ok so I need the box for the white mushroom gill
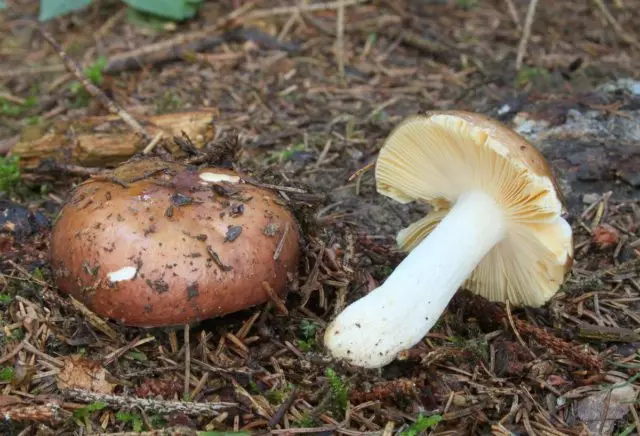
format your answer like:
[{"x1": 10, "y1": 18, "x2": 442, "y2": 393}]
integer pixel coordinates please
[
  {"x1": 107, "y1": 266, "x2": 138, "y2": 283},
  {"x1": 323, "y1": 189, "x2": 507, "y2": 368}
]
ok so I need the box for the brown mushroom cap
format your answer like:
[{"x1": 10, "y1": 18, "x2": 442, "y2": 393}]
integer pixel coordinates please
[{"x1": 50, "y1": 159, "x2": 301, "y2": 327}]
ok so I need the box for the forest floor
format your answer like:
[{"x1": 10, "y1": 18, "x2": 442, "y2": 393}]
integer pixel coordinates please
[{"x1": 1, "y1": 0, "x2": 640, "y2": 435}]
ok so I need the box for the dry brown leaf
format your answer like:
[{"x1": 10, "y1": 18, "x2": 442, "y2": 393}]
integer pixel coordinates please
[{"x1": 56, "y1": 355, "x2": 116, "y2": 394}]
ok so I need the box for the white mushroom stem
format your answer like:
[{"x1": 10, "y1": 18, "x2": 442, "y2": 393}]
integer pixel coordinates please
[{"x1": 324, "y1": 189, "x2": 508, "y2": 368}]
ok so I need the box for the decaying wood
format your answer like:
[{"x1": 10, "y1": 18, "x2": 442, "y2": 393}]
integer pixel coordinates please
[
  {"x1": 12, "y1": 111, "x2": 217, "y2": 169},
  {"x1": 0, "y1": 395, "x2": 66, "y2": 424}
]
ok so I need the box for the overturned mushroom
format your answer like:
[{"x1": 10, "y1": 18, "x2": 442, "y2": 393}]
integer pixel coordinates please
[
  {"x1": 50, "y1": 158, "x2": 301, "y2": 328},
  {"x1": 324, "y1": 111, "x2": 573, "y2": 368}
]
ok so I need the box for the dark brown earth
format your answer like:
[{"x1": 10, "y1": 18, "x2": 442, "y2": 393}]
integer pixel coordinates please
[{"x1": 1, "y1": 1, "x2": 639, "y2": 435}]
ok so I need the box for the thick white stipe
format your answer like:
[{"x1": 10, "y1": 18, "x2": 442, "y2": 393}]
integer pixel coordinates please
[{"x1": 323, "y1": 189, "x2": 508, "y2": 368}]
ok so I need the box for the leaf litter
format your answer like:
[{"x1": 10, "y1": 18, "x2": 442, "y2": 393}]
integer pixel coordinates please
[{"x1": 0, "y1": 0, "x2": 640, "y2": 435}]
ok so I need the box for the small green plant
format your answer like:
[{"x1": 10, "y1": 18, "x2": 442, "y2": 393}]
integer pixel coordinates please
[
  {"x1": 266, "y1": 382, "x2": 295, "y2": 405},
  {"x1": 116, "y1": 410, "x2": 144, "y2": 432},
  {"x1": 456, "y1": 0, "x2": 478, "y2": 9},
  {"x1": 73, "y1": 401, "x2": 108, "y2": 426},
  {"x1": 38, "y1": 0, "x2": 202, "y2": 22},
  {"x1": 0, "y1": 95, "x2": 37, "y2": 117},
  {"x1": 156, "y1": 91, "x2": 184, "y2": 113},
  {"x1": 69, "y1": 56, "x2": 107, "y2": 107},
  {"x1": 400, "y1": 414, "x2": 443, "y2": 436},
  {"x1": 515, "y1": 67, "x2": 550, "y2": 88},
  {"x1": 127, "y1": 350, "x2": 148, "y2": 361},
  {"x1": 293, "y1": 412, "x2": 315, "y2": 428},
  {"x1": 300, "y1": 319, "x2": 319, "y2": 338},
  {"x1": 298, "y1": 319, "x2": 320, "y2": 352},
  {"x1": 149, "y1": 414, "x2": 167, "y2": 428},
  {"x1": 297, "y1": 338, "x2": 315, "y2": 352},
  {"x1": 617, "y1": 423, "x2": 636, "y2": 436},
  {"x1": 0, "y1": 155, "x2": 22, "y2": 192},
  {"x1": 325, "y1": 368, "x2": 348, "y2": 414},
  {"x1": 0, "y1": 366, "x2": 15, "y2": 382},
  {"x1": 0, "y1": 294, "x2": 12, "y2": 305},
  {"x1": 268, "y1": 143, "x2": 306, "y2": 164},
  {"x1": 248, "y1": 379, "x2": 261, "y2": 394}
]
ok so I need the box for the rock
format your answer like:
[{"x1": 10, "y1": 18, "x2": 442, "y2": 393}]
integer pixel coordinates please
[
  {"x1": 599, "y1": 78, "x2": 640, "y2": 96},
  {"x1": 582, "y1": 193, "x2": 600, "y2": 204},
  {"x1": 506, "y1": 90, "x2": 640, "y2": 213},
  {"x1": 0, "y1": 200, "x2": 50, "y2": 240},
  {"x1": 575, "y1": 381, "x2": 637, "y2": 435}
]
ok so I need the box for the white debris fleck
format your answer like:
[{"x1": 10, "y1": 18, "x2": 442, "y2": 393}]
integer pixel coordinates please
[
  {"x1": 497, "y1": 104, "x2": 511, "y2": 115},
  {"x1": 199, "y1": 172, "x2": 240, "y2": 184},
  {"x1": 107, "y1": 266, "x2": 138, "y2": 282}
]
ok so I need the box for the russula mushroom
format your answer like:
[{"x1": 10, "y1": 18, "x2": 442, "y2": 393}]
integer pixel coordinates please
[
  {"x1": 50, "y1": 158, "x2": 300, "y2": 328},
  {"x1": 324, "y1": 111, "x2": 573, "y2": 368}
]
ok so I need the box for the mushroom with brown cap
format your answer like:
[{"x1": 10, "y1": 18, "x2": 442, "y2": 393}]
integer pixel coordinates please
[
  {"x1": 50, "y1": 158, "x2": 301, "y2": 328},
  {"x1": 323, "y1": 110, "x2": 573, "y2": 368}
]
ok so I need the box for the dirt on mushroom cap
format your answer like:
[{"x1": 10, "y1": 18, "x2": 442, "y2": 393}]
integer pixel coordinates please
[{"x1": 49, "y1": 159, "x2": 301, "y2": 328}]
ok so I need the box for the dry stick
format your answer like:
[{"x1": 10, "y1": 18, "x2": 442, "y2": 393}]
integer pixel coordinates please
[
  {"x1": 63, "y1": 388, "x2": 236, "y2": 416},
  {"x1": 504, "y1": 0, "x2": 522, "y2": 31},
  {"x1": 273, "y1": 222, "x2": 291, "y2": 260},
  {"x1": 184, "y1": 323, "x2": 191, "y2": 400},
  {"x1": 0, "y1": 332, "x2": 33, "y2": 365},
  {"x1": 335, "y1": 0, "x2": 346, "y2": 78},
  {"x1": 0, "y1": 64, "x2": 66, "y2": 79},
  {"x1": 591, "y1": 0, "x2": 640, "y2": 49},
  {"x1": 268, "y1": 386, "x2": 298, "y2": 428},
  {"x1": 103, "y1": 2, "x2": 255, "y2": 72},
  {"x1": 262, "y1": 281, "x2": 289, "y2": 315},
  {"x1": 246, "y1": 0, "x2": 367, "y2": 19},
  {"x1": 505, "y1": 299, "x2": 536, "y2": 360},
  {"x1": 515, "y1": 0, "x2": 538, "y2": 70},
  {"x1": 348, "y1": 162, "x2": 375, "y2": 182},
  {"x1": 142, "y1": 132, "x2": 165, "y2": 154},
  {"x1": 37, "y1": 26, "x2": 151, "y2": 142}
]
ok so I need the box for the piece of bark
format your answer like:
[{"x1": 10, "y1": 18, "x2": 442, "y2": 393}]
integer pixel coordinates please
[
  {"x1": 0, "y1": 395, "x2": 66, "y2": 424},
  {"x1": 570, "y1": 323, "x2": 640, "y2": 343},
  {"x1": 12, "y1": 111, "x2": 217, "y2": 169}
]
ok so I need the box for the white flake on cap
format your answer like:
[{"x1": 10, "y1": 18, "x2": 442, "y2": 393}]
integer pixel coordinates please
[{"x1": 107, "y1": 266, "x2": 138, "y2": 282}]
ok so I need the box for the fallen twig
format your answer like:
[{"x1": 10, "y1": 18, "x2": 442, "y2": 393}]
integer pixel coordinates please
[
  {"x1": 103, "y1": 2, "x2": 254, "y2": 73},
  {"x1": 63, "y1": 388, "x2": 236, "y2": 416},
  {"x1": 268, "y1": 386, "x2": 298, "y2": 428},
  {"x1": 37, "y1": 26, "x2": 152, "y2": 142},
  {"x1": 515, "y1": 0, "x2": 539, "y2": 70},
  {"x1": 246, "y1": 0, "x2": 368, "y2": 19},
  {"x1": 591, "y1": 0, "x2": 640, "y2": 49}
]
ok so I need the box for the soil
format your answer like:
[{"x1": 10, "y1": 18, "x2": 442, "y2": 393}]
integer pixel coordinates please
[{"x1": 1, "y1": 1, "x2": 639, "y2": 435}]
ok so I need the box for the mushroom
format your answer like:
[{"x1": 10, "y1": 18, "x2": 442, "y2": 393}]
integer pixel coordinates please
[
  {"x1": 323, "y1": 111, "x2": 573, "y2": 368},
  {"x1": 50, "y1": 158, "x2": 301, "y2": 328}
]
